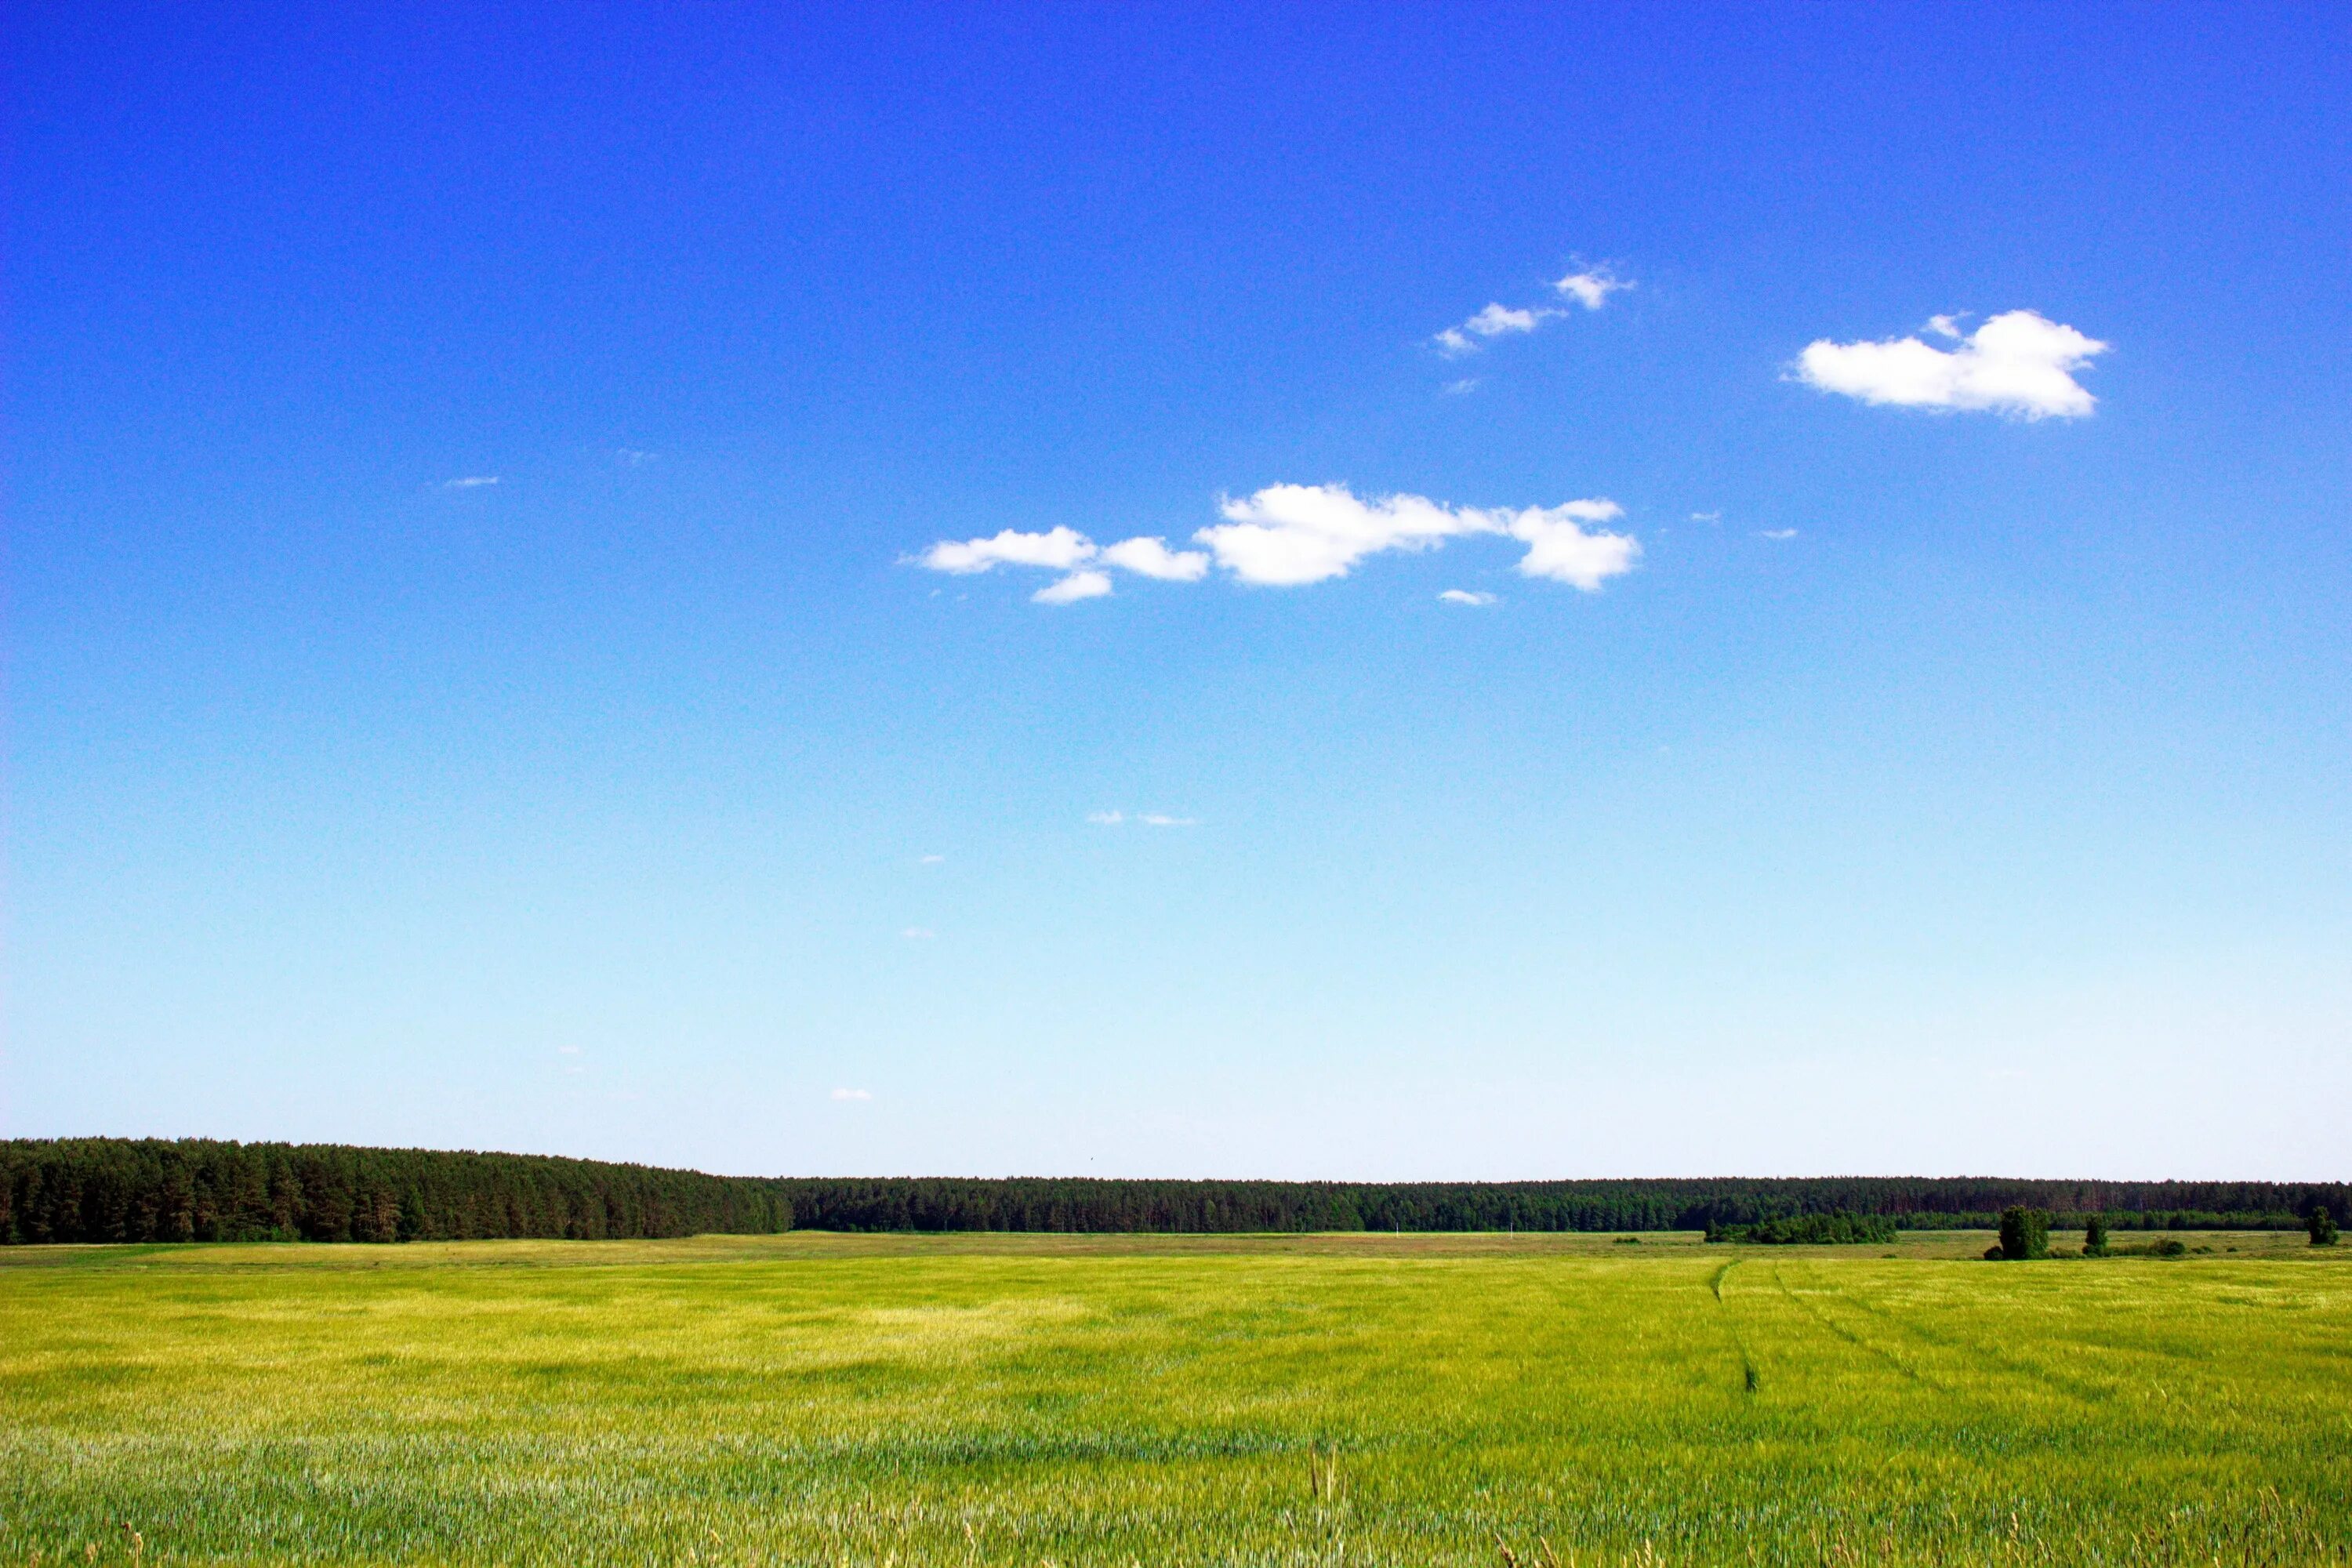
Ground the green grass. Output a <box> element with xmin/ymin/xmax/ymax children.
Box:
<box><xmin>3</xmin><ymin>1231</ymin><xmax>2347</xmax><ymax>1565</ymax></box>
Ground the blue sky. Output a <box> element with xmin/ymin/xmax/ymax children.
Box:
<box><xmin>9</xmin><ymin>4</ymin><xmax>2348</xmax><ymax>1179</ymax></box>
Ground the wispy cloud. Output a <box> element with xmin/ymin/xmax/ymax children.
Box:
<box><xmin>1033</xmin><ymin>569</ymin><xmax>1113</xmax><ymax>604</ymax></box>
<box><xmin>910</xmin><ymin>486</ymin><xmax>1638</xmax><ymax>599</ymax></box>
<box><xmin>1438</xmin><ymin>589</ymin><xmax>1497</xmax><ymax>606</ymax></box>
<box><xmin>1086</xmin><ymin>810</ymin><xmax>1125</xmax><ymax>826</ymax></box>
<box><xmin>1428</xmin><ymin>260</ymin><xmax>1631</xmax><ymax>363</ymax></box>
<box><xmin>1138</xmin><ymin>813</ymin><xmax>1198</xmax><ymax>827</ymax></box>
<box><xmin>443</xmin><ymin>475</ymin><xmax>499</xmax><ymax>489</ymax></box>
<box><xmin>1441</xmin><ymin>378</ymin><xmax>1481</xmax><ymax>396</ymax></box>
<box><xmin>1554</xmin><ymin>265</ymin><xmax>1632</xmax><ymax>310</ymax></box>
<box><xmin>1759</xmin><ymin>528</ymin><xmax>1798</xmax><ymax>540</ymax></box>
<box><xmin>901</xmin><ymin>926</ymin><xmax>936</xmax><ymax>940</ymax></box>
<box><xmin>1794</xmin><ymin>310</ymin><xmax>2107</xmax><ymax>419</ymax></box>
<box><xmin>918</xmin><ymin>854</ymin><xmax>946</xmax><ymax>865</ymax></box>
<box><xmin>1690</xmin><ymin>510</ymin><xmax>1722</xmax><ymax>524</ymax></box>
<box><xmin>615</xmin><ymin>448</ymin><xmax>657</xmax><ymax>466</ymax></box>
<box><xmin>831</xmin><ymin>1087</ymin><xmax>873</xmax><ymax>1102</ymax></box>
<box><xmin>1434</xmin><ymin>302</ymin><xmax>1557</xmax><ymax>357</ymax></box>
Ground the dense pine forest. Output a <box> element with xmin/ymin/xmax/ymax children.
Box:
<box><xmin>4</xmin><ymin>1138</ymin><xmax>2342</xmax><ymax>1245</ymax></box>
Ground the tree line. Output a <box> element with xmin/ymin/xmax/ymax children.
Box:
<box><xmin>5</xmin><ymin>1138</ymin><xmax>2343</xmax><ymax>1245</ymax></box>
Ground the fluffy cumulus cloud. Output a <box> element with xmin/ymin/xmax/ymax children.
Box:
<box><xmin>1200</xmin><ymin>485</ymin><xmax>1638</xmax><ymax>591</ymax></box>
<box><xmin>910</xmin><ymin>486</ymin><xmax>1638</xmax><ymax>601</ymax></box>
<box><xmin>1795</xmin><ymin>310</ymin><xmax>2108</xmax><ymax>419</ymax></box>
<box><xmin>915</xmin><ymin>526</ymin><xmax>1096</xmax><ymax>574</ymax></box>
<box><xmin>909</xmin><ymin>526</ymin><xmax>1206</xmax><ymax>604</ymax></box>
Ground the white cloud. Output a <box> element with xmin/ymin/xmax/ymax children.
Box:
<box><xmin>1554</xmin><ymin>266</ymin><xmax>1632</xmax><ymax>310</ymax></box>
<box><xmin>1500</xmin><ymin>501</ymin><xmax>1641</xmax><ymax>590</ymax></box>
<box><xmin>909</xmin><ymin>487</ymin><xmax>1639</xmax><ymax>599</ymax></box>
<box><xmin>1138</xmin><ymin>813</ymin><xmax>1198</xmax><ymax>827</ymax></box>
<box><xmin>444</xmin><ymin>475</ymin><xmax>499</xmax><ymax>488</ymax></box>
<box><xmin>1442</xmin><ymin>378</ymin><xmax>1480</xmax><ymax>396</ymax></box>
<box><xmin>919</xmin><ymin>854</ymin><xmax>946</xmax><ymax>864</ymax></box>
<box><xmin>1760</xmin><ymin>528</ymin><xmax>1798</xmax><ymax>540</ymax></box>
<box><xmin>1098</xmin><ymin>536</ymin><xmax>1209</xmax><ymax>581</ymax></box>
<box><xmin>1438</xmin><ymin>589</ymin><xmax>1497</xmax><ymax>606</ymax></box>
<box><xmin>913</xmin><ymin>528</ymin><xmax>1203</xmax><ymax>603</ymax></box>
<box><xmin>1033</xmin><ymin>569</ymin><xmax>1113</xmax><ymax>604</ymax></box>
<box><xmin>1435</xmin><ymin>302</ymin><xmax>1555</xmax><ymax>355</ymax></box>
<box><xmin>1690</xmin><ymin>510</ymin><xmax>1722</xmax><ymax>524</ymax></box>
<box><xmin>916</xmin><ymin>526</ymin><xmax>1096</xmax><ymax>575</ymax></box>
<box><xmin>1086</xmin><ymin>810</ymin><xmax>1125</xmax><ymax>826</ymax></box>
<box><xmin>1794</xmin><ymin>309</ymin><xmax>2108</xmax><ymax>419</ymax></box>
<box><xmin>1196</xmin><ymin>484</ymin><xmax>1636</xmax><ymax>591</ymax></box>
<box><xmin>1196</xmin><ymin>485</ymin><xmax>1494</xmax><ymax>586</ymax></box>
<box><xmin>901</xmin><ymin>926</ymin><xmax>936</xmax><ymax>940</ymax></box>
<box><xmin>831</xmin><ymin>1087</ymin><xmax>873</xmax><ymax>1102</ymax></box>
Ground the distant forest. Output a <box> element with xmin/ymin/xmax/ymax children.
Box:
<box><xmin>5</xmin><ymin>1138</ymin><xmax>2343</xmax><ymax>1245</ymax></box>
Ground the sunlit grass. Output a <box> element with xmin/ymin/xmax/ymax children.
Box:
<box><xmin>3</xmin><ymin>1231</ymin><xmax>2345</xmax><ymax>1564</ymax></box>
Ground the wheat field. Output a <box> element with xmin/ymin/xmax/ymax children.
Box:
<box><xmin>3</xmin><ymin>1230</ymin><xmax>2346</xmax><ymax>1565</ymax></box>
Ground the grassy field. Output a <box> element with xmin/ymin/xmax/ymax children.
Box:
<box><xmin>2</xmin><ymin>1230</ymin><xmax>2346</xmax><ymax>1566</ymax></box>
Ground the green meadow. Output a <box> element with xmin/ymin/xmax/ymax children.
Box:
<box><xmin>3</xmin><ymin>1231</ymin><xmax>2346</xmax><ymax>1566</ymax></box>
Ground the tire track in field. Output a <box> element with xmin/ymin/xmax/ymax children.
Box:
<box><xmin>1708</xmin><ymin>1259</ymin><xmax>1759</xmax><ymax>1394</ymax></box>
<box><xmin>1768</xmin><ymin>1264</ymin><xmax>1947</xmax><ymax>1395</ymax></box>
<box><xmin>1824</xmin><ymin>1272</ymin><xmax>2117</xmax><ymax>1406</ymax></box>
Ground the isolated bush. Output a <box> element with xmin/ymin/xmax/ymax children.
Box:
<box><xmin>1998</xmin><ymin>1206</ymin><xmax>2050</xmax><ymax>1261</ymax></box>
<box><xmin>2151</xmin><ymin>1236</ymin><xmax>2187</xmax><ymax>1258</ymax></box>
<box><xmin>2084</xmin><ymin>1214</ymin><xmax>2111</xmax><ymax>1257</ymax></box>
<box><xmin>2310</xmin><ymin>1208</ymin><xmax>2339</xmax><ymax>1247</ymax></box>
<box><xmin>1983</xmin><ymin>1244</ymin><xmax>2005</xmax><ymax>1261</ymax></box>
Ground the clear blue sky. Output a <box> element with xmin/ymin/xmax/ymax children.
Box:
<box><xmin>9</xmin><ymin>4</ymin><xmax>2347</xmax><ymax>1180</ymax></box>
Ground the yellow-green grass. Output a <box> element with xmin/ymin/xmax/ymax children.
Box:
<box><xmin>3</xmin><ymin>1232</ymin><xmax>2346</xmax><ymax>1565</ymax></box>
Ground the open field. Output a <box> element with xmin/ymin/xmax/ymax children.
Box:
<box><xmin>4</xmin><ymin>1232</ymin><xmax>2347</xmax><ymax>1566</ymax></box>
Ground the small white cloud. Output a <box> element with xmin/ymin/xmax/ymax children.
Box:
<box><xmin>1442</xmin><ymin>378</ymin><xmax>1481</xmax><ymax>396</ymax></box>
<box><xmin>444</xmin><ymin>475</ymin><xmax>499</xmax><ymax>489</ymax></box>
<box><xmin>1196</xmin><ymin>484</ymin><xmax>1637</xmax><ymax>591</ymax></box>
<box><xmin>1438</xmin><ymin>589</ymin><xmax>1497</xmax><ymax>606</ymax></box>
<box><xmin>1502</xmin><ymin>501</ymin><xmax>1641</xmax><ymax>591</ymax></box>
<box><xmin>908</xmin><ymin>487</ymin><xmax>1638</xmax><ymax>600</ymax></box>
<box><xmin>615</xmin><ymin>448</ymin><xmax>657</xmax><ymax>466</ymax></box>
<box><xmin>1794</xmin><ymin>309</ymin><xmax>2108</xmax><ymax>419</ymax></box>
<box><xmin>1690</xmin><ymin>510</ymin><xmax>1722</xmax><ymax>524</ymax></box>
<box><xmin>1138</xmin><ymin>813</ymin><xmax>1198</xmax><ymax>827</ymax></box>
<box><xmin>1554</xmin><ymin>266</ymin><xmax>1632</xmax><ymax>310</ymax></box>
<box><xmin>831</xmin><ymin>1087</ymin><xmax>873</xmax><ymax>1102</ymax></box>
<box><xmin>1759</xmin><ymin>528</ymin><xmax>1798</xmax><ymax>540</ymax></box>
<box><xmin>901</xmin><ymin>926</ymin><xmax>936</xmax><ymax>940</ymax></box>
<box><xmin>919</xmin><ymin>854</ymin><xmax>946</xmax><ymax>865</ymax></box>
<box><xmin>1196</xmin><ymin>485</ymin><xmax>1488</xmax><ymax>586</ymax></box>
<box><xmin>1098</xmin><ymin>535</ymin><xmax>1210</xmax><ymax>581</ymax></box>
<box><xmin>1033</xmin><ymin>568</ymin><xmax>1113</xmax><ymax>604</ymax></box>
<box><xmin>915</xmin><ymin>526</ymin><xmax>1096</xmax><ymax>575</ymax></box>
<box><xmin>1086</xmin><ymin>810</ymin><xmax>1125</xmax><ymax>826</ymax></box>
<box><xmin>1435</xmin><ymin>302</ymin><xmax>1557</xmax><ymax>357</ymax></box>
